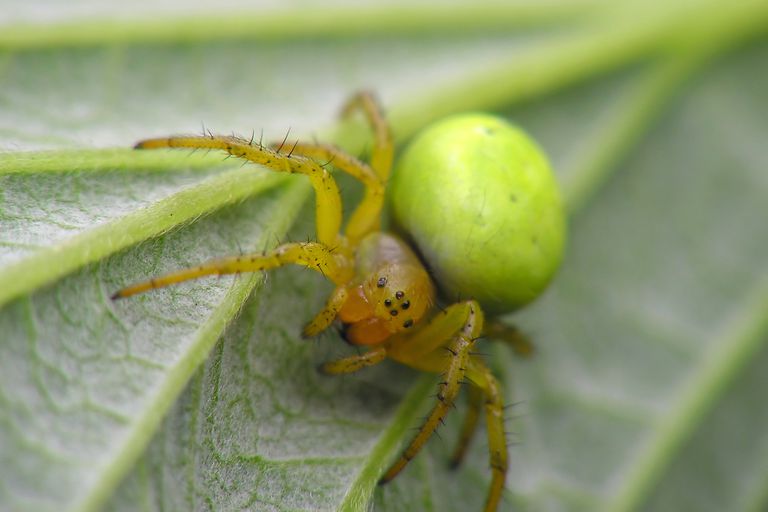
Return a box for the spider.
[112,91,566,512]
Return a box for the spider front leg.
[288,91,392,243]
[383,300,509,512]
[135,135,343,247]
[380,300,484,482]
[112,242,350,299]
[341,90,394,180]
[117,134,356,313]
[287,143,385,244]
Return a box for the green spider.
[113,92,566,511]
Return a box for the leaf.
[1,2,767,512]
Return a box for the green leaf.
[1,2,767,512]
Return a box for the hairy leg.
[287,142,384,244]
[340,90,394,181]
[320,346,387,374]
[470,360,508,512]
[379,300,483,483]
[136,135,343,247]
[449,383,483,469]
[112,242,349,299]
[387,301,483,365]
[485,319,535,357]
[302,286,348,338]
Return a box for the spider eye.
[377,277,387,288]
[389,114,566,315]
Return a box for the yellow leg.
[320,346,387,374]
[135,135,342,247]
[449,383,483,469]
[112,242,350,299]
[485,319,535,357]
[341,91,394,181]
[287,142,384,244]
[379,300,483,484]
[302,286,348,338]
[471,360,508,512]
[387,301,482,366]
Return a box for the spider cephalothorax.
[337,232,435,345]
[113,92,565,512]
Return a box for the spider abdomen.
[389,114,566,315]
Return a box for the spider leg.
[387,301,481,365]
[470,359,508,512]
[320,345,387,374]
[448,383,483,469]
[135,135,342,247]
[302,286,348,338]
[380,300,483,484]
[340,90,393,181]
[112,242,350,299]
[485,319,535,357]
[286,143,384,244]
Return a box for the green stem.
[0,2,600,50]
[388,0,768,141]
[563,6,767,214]
[562,50,701,213]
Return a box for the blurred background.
[0,1,766,511]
